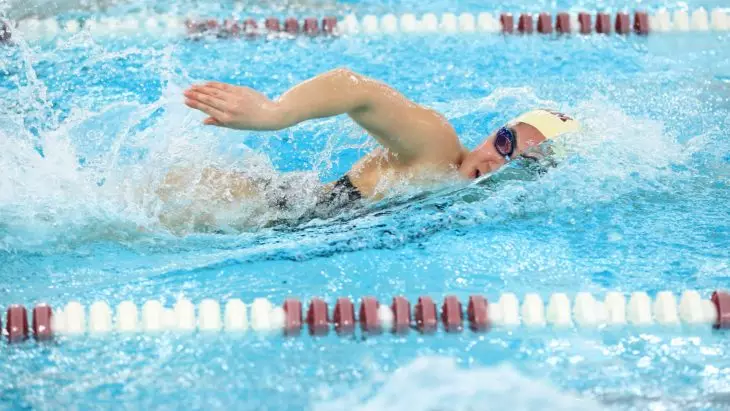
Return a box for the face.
[459,122,547,179]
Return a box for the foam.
[2,31,371,244]
[0,72,326,247]
[313,356,603,411]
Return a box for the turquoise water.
[1,3,730,410]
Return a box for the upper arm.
[277,67,457,159]
[345,71,457,159]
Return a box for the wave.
[313,356,603,411]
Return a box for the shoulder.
[420,109,462,159]
[408,106,459,143]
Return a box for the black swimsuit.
[263,173,363,220]
[316,174,362,207]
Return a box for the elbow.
[331,67,359,79]
[330,67,367,88]
[330,67,372,111]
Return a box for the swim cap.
[509,109,580,161]
[511,109,580,140]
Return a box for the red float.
[441,296,463,332]
[265,17,281,32]
[32,304,53,341]
[391,296,411,334]
[556,12,571,33]
[283,298,302,336]
[537,13,553,34]
[303,17,319,35]
[578,12,592,34]
[467,295,489,332]
[333,297,355,334]
[500,14,514,34]
[206,19,219,31]
[596,12,611,34]
[359,297,381,334]
[243,18,258,36]
[518,14,533,34]
[615,12,630,34]
[711,291,730,329]
[284,18,299,34]
[634,11,650,35]
[322,16,337,34]
[415,296,438,333]
[186,19,218,35]
[6,305,28,343]
[306,298,329,336]
[223,20,241,37]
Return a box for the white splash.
[314,356,604,411]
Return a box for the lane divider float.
[1,8,729,43]
[2,290,729,343]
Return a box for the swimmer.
[169,68,579,228]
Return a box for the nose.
[462,141,509,179]
[481,148,508,172]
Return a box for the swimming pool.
[1,1,730,409]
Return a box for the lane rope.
[2,290,729,342]
[1,9,729,43]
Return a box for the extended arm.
[183,68,456,157]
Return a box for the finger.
[203,117,222,126]
[188,85,231,100]
[186,83,230,97]
[188,82,228,93]
[184,98,227,120]
[205,81,236,92]
[184,90,228,112]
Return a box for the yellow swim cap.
[511,109,580,140]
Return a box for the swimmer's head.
[459,109,580,179]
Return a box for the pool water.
[1,1,730,409]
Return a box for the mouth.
[474,169,481,179]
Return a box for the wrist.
[265,100,289,130]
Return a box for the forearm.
[274,68,370,128]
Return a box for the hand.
[183,82,283,130]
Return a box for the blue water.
[1,1,730,409]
